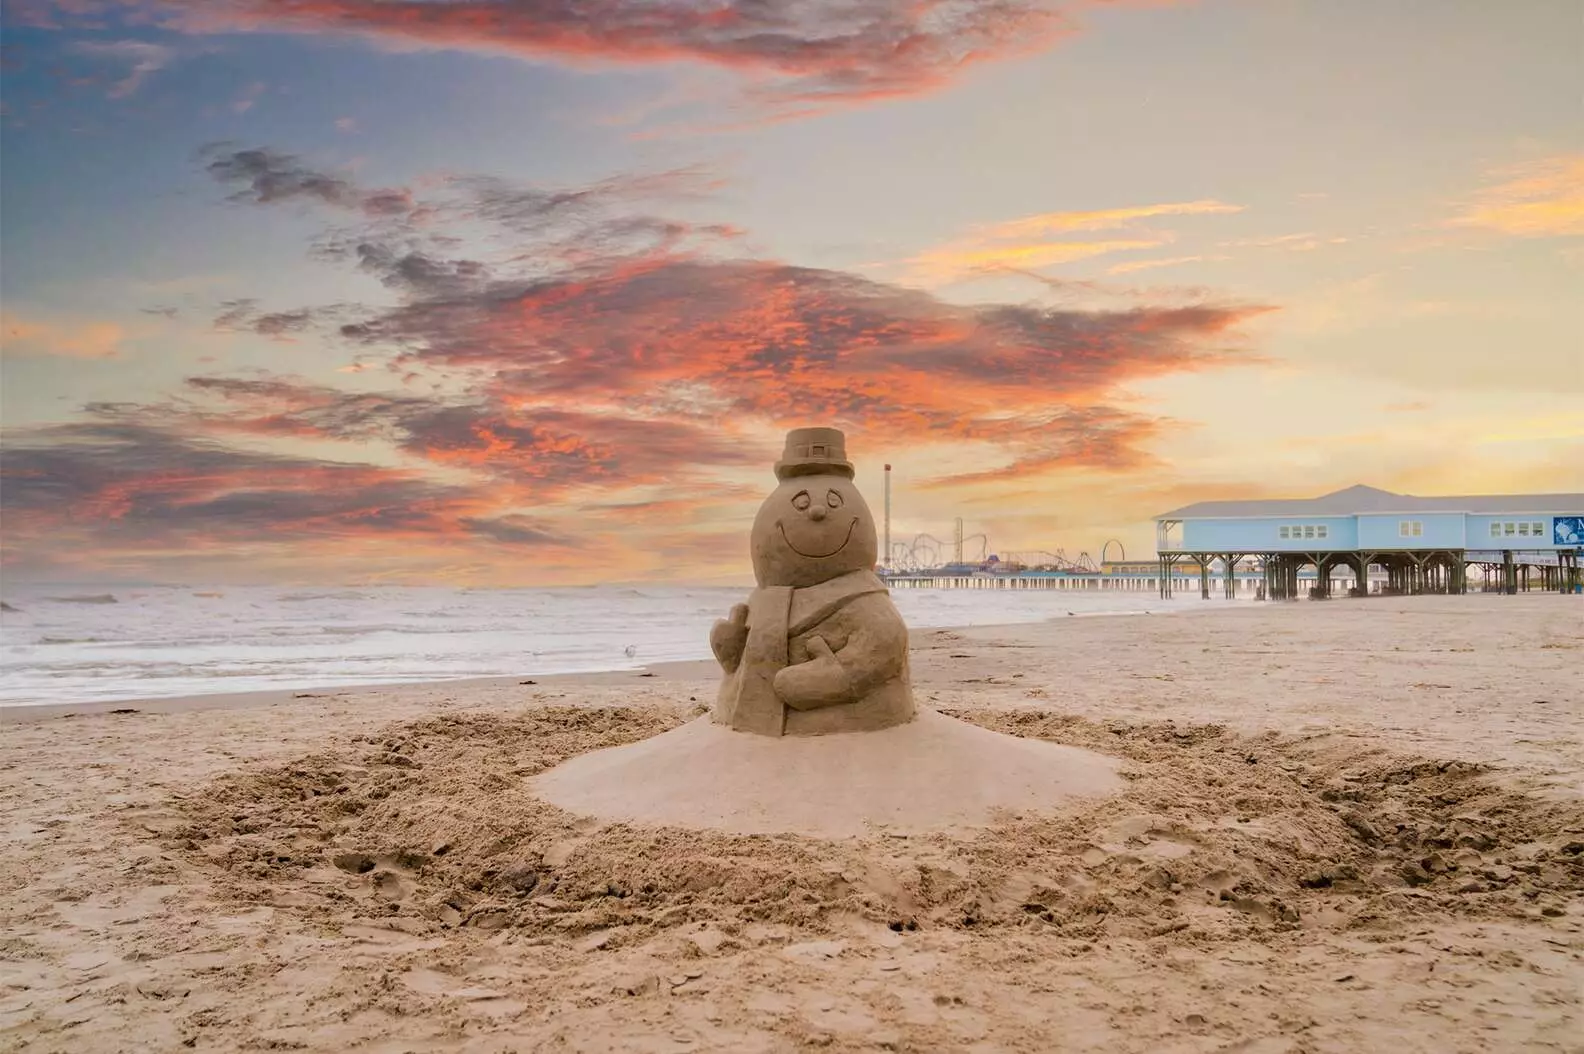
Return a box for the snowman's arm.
[710,603,750,672]
[825,594,907,698]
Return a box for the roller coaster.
[882,517,1118,575]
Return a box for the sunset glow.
[2,0,1580,585]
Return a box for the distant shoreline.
[0,601,1206,716]
[0,659,722,724]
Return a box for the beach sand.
[1,594,1580,1052]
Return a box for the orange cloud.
[21,1,1203,121]
[265,151,1269,479]
[0,414,626,585]
[2,420,496,538]
[901,199,1242,285]
[1107,254,1224,275]
[979,200,1242,240]
[908,238,1167,284]
[163,0,1069,115]
[1449,155,1584,238]
[1,311,129,359]
[1216,232,1349,251]
[1,145,1274,582]
[353,255,1269,443]
[174,375,764,492]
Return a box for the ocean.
[0,584,1192,707]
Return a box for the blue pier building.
[1153,485,1584,598]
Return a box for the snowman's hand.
[805,635,835,662]
[773,635,855,710]
[710,604,750,671]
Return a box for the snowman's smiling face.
[751,474,878,587]
[778,485,856,558]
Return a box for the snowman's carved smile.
[779,517,858,559]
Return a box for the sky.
[1,0,1581,586]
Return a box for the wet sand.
[1,594,1580,1052]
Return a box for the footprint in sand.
[372,869,414,902]
[1196,868,1239,900]
[330,848,423,903]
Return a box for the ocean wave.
[316,624,492,637]
[0,586,1186,707]
[44,594,118,604]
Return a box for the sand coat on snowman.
[710,428,915,737]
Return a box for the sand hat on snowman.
[774,427,854,481]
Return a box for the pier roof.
[1154,485,1584,521]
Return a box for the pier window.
[1279,523,1329,540]
[1398,520,1423,538]
[1492,520,1547,539]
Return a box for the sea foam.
[0,584,1190,707]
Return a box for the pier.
[875,485,1583,598]
[884,563,1378,596]
[883,569,1206,592]
[1153,485,1584,599]
[882,558,1579,597]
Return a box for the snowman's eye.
[791,490,811,510]
[826,490,844,508]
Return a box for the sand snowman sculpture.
[710,427,913,739]
[533,426,1122,838]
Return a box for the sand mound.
[532,709,1123,837]
[160,705,1584,947]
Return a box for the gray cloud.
[172,376,763,487]
[213,299,323,338]
[1,420,461,537]
[202,145,415,216]
[460,515,567,546]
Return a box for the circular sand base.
[532,709,1124,838]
